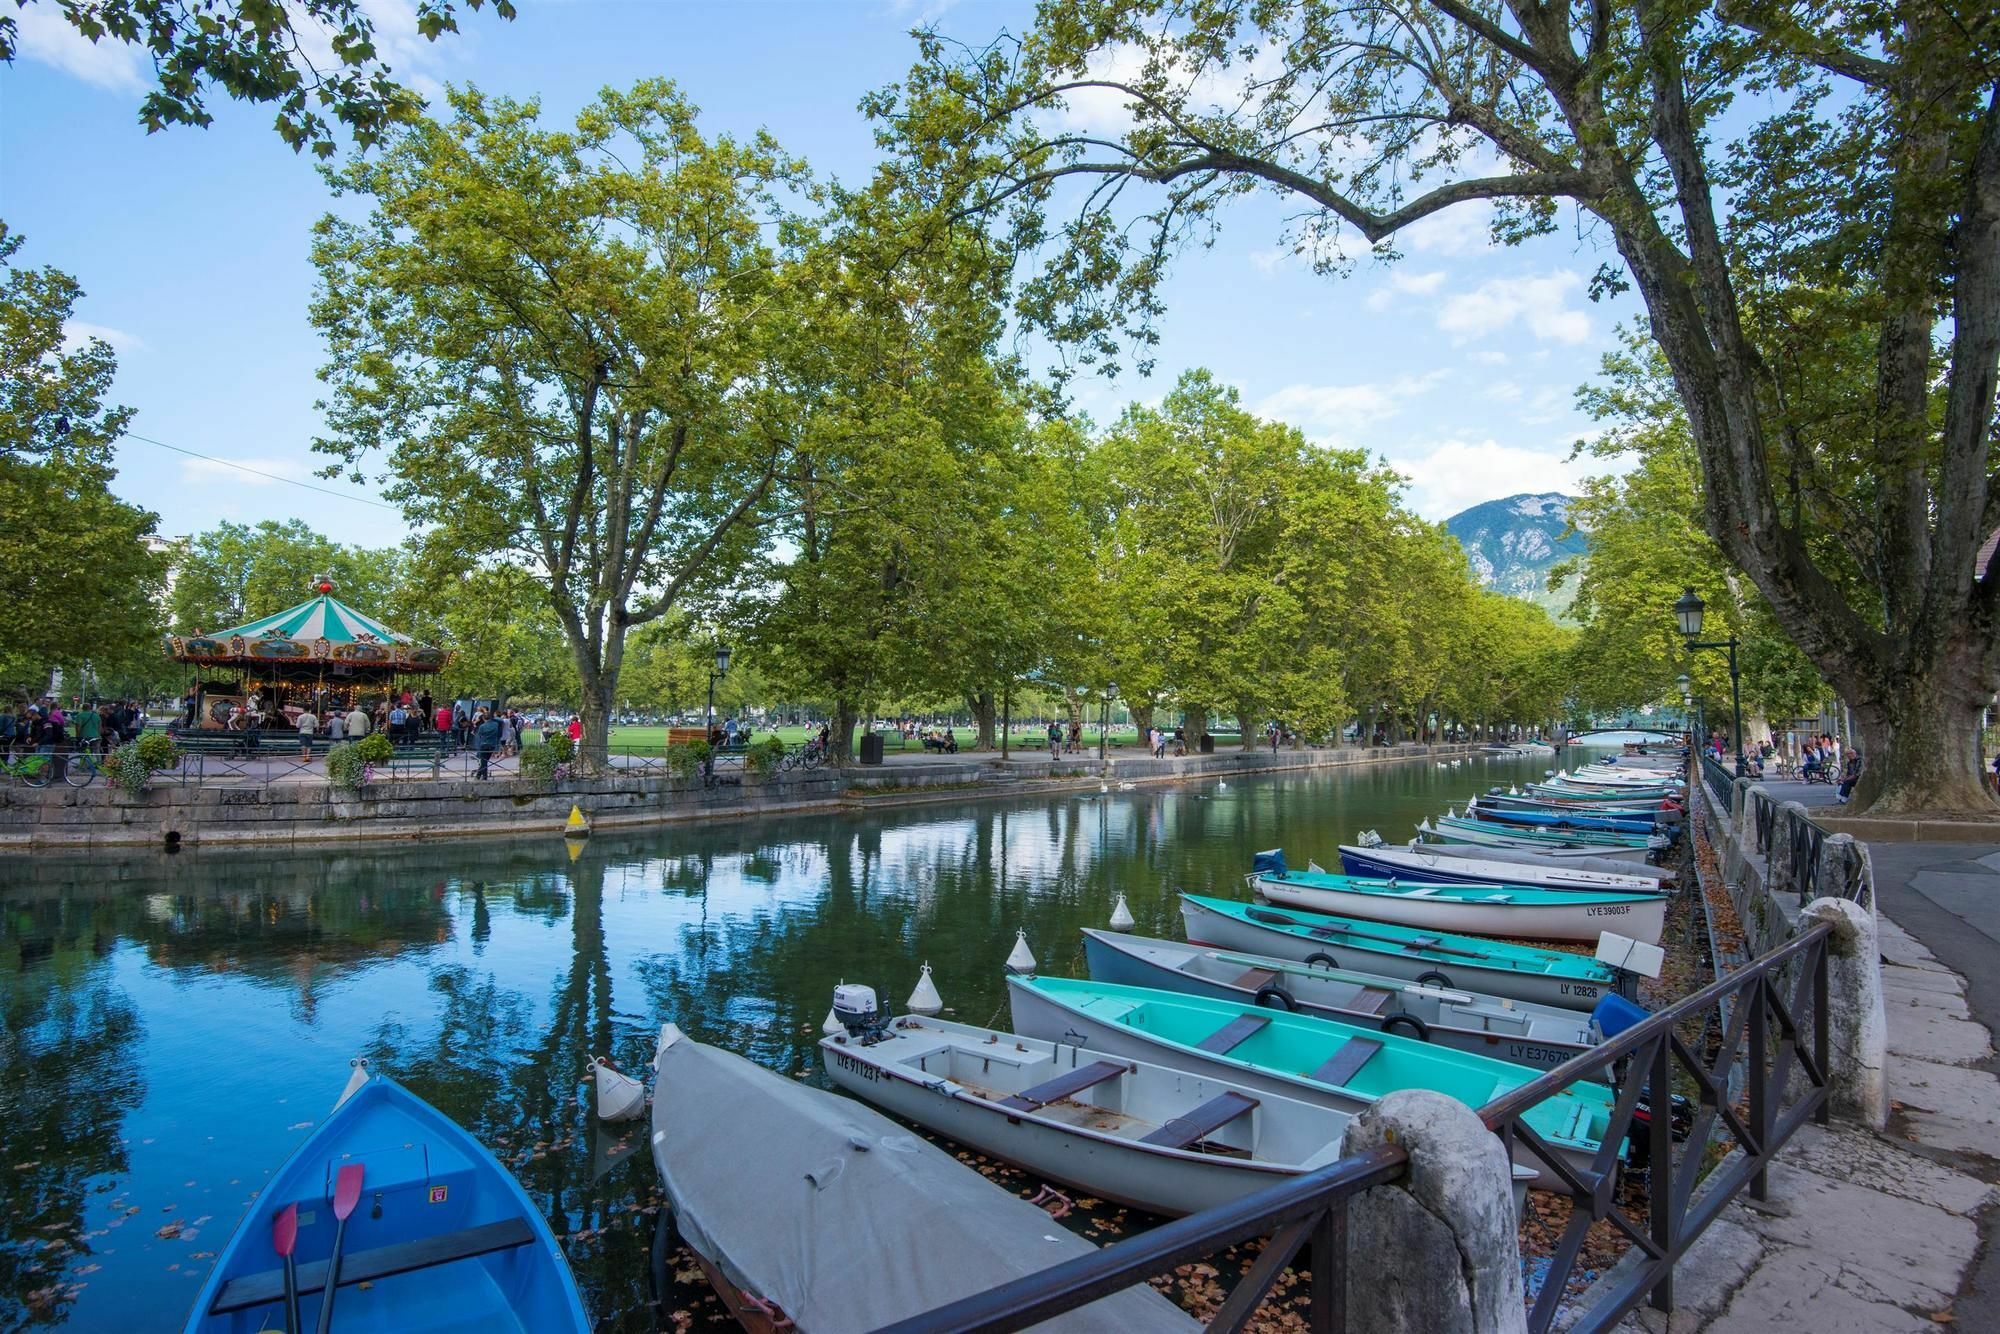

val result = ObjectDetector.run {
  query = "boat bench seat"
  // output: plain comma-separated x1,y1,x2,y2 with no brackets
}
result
1140,1091,1260,1149
1309,1037,1384,1088
1348,988,1393,1016
1000,1059,1128,1112
1232,967,1280,991
208,1216,537,1315
1196,1013,1271,1055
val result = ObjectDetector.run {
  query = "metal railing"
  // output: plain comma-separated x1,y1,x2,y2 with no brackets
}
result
872,1143,1409,1334
1700,754,1736,809
871,917,1835,1334
1738,785,1872,908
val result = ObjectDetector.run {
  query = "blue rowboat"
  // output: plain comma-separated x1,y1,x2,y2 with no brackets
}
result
1339,842,1669,893
1436,812,1661,850
186,1066,588,1334
1179,894,1620,1011
1471,803,1663,836
1007,975,1621,1188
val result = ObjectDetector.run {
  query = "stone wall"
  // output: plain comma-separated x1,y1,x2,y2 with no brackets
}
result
0,741,1494,850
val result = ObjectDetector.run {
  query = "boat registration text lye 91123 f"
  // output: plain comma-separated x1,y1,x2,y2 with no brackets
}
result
830,1049,885,1081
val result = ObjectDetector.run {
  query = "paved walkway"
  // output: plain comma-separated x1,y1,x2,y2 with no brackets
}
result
1627,793,2000,1332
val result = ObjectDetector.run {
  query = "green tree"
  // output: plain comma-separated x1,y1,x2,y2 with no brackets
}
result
1,0,514,155
312,82,806,766
881,0,2000,813
0,225,166,696
167,518,400,632
392,558,575,706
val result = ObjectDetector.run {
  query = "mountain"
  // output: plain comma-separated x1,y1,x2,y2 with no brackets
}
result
1444,492,1589,617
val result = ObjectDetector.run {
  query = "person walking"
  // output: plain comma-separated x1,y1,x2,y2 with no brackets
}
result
1047,719,1062,759
75,702,101,756
345,701,370,738
473,709,503,779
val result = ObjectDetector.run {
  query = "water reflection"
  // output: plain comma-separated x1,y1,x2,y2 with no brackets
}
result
0,752,1562,1330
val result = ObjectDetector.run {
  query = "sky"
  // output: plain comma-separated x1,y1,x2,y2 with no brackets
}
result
1,0,1641,550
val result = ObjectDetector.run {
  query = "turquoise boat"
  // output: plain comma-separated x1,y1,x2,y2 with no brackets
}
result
1180,894,1621,1011
185,1066,589,1334
1008,975,1619,1187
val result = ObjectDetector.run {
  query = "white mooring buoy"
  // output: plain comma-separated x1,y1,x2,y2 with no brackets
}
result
591,1055,647,1121
1005,930,1037,975
1108,894,1135,931
906,962,943,1015
335,1056,369,1111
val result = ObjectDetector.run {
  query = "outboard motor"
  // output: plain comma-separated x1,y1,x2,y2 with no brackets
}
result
1251,848,1290,879
832,983,885,1041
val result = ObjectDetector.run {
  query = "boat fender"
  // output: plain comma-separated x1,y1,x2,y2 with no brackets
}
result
1253,983,1296,1012
1382,1013,1430,1042
1415,970,1454,990
1303,951,1341,970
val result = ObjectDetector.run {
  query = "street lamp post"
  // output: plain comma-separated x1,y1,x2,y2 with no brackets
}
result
1674,587,1745,775
705,641,732,741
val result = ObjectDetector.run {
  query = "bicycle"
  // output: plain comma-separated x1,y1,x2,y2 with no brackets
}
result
778,741,825,772
0,748,98,787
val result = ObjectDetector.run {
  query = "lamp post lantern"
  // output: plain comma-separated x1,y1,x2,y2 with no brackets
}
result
1673,588,1745,775
705,641,732,741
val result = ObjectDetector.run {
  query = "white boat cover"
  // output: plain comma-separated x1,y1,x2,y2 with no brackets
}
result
650,1025,1197,1332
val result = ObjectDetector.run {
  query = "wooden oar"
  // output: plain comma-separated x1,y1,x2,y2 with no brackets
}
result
1249,905,1524,964
313,1164,364,1334
272,1203,301,1334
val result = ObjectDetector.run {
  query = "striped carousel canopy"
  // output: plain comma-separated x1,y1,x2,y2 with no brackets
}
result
216,593,411,645
166,578,449,674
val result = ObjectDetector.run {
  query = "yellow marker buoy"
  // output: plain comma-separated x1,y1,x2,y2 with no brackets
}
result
565,804,591,838
565,839,584,863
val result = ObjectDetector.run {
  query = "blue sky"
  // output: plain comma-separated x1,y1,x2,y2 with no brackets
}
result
2,0,1639,550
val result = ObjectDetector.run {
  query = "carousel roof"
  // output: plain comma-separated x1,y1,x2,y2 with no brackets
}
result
166,579,449,674
215,593,412,645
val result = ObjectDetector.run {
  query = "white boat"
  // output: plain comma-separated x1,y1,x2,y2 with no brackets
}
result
819,1001,1356,1217
1252,870,1667,945
1080,929,1609,1077
1344,841,1671,892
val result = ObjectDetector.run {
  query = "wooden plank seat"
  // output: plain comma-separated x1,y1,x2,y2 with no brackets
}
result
1309,1037,1384,1088
998,1060,1129,1112
1196,1013,1270,1055
1140,1091,1260,1149
209,1216,536,1315
1231,967,1280,991
1347,988,1394,1016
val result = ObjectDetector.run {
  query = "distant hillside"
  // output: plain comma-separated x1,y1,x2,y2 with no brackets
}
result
1444,492,1589,618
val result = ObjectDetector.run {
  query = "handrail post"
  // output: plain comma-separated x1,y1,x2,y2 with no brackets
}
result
1814,933,1832,1128
1312,1200,1346,1334
1748,975,1771,1201
1647,1035,1676,1311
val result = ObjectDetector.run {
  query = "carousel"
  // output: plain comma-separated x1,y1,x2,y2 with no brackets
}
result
165,577,450,730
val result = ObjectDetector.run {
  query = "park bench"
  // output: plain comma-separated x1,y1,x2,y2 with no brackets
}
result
383,735,450,779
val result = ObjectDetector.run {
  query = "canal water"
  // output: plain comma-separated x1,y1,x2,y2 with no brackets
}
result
1,748,1584,1331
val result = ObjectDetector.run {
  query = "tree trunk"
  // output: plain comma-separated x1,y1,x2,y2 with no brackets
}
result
1129,701,1155,743
1237,708,1256,751
967,690,996,750
1183,708,1209,751
831,699,858,766
1848,666,1994,814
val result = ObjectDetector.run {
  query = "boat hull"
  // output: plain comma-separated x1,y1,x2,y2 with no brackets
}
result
821,1017,1344,1216
1179,896,1617,1011
1426,822,1661,862
1256,875,1666,945
1082,930,1603,1077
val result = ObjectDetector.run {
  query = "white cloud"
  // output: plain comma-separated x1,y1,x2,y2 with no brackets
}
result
62,320,145,354
1399,201,1496,256
178,456,312,487
1469,349,1510,366
1256,371,1447,434
1436,271,1591,345
1384,438,1597,520
15,6,145,90
1364,268,1447,311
